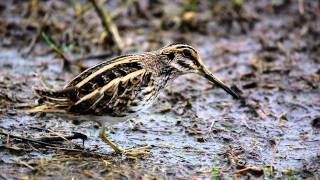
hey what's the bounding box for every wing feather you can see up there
[32,54,148,115]
[64,55,141,89]
[69,69,146,114]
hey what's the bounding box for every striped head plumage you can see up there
[158,44,239,98]
[31,44,239,117]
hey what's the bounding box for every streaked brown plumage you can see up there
[30,44,239,154]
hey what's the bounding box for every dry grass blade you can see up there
[88,0,123,52]
[15,160,36,171]
[25,14,49,55]
[234,166,263,179]
[0,131,60,147]
[47,129,83,149]
[42,32,72,71]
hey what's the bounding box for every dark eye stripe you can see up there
[190,56,200,67]
[177,60,192,69]
[177,47,201,67]
[181,49,200,67]
[166,52,175,60]
[167,44,201,67]
[175,45,196,52]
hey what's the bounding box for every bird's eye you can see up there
[182,49,192,57]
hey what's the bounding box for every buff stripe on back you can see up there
[66,56,142,90]
[64,55,139,88]
[71,69,146,112]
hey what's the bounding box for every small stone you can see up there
[311,117,320,128]
[195,136,205,142]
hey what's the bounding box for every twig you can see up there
[0,130,110,158]
[234,166,263,174]
[88,0,123,52]
[235,166,263,173]
[0,144,24,153]
[37,132,87,147]
[15,160,36,171]
[226,148,237,165]
[269,139,280,175]
[46,129,84,149]
[0,131,59,147]
[27,141,42,153]
[41,32,72,71]
[25,14,49,55]
[33,72,52,90]
[45,146,110,158]
[37,133,87,142]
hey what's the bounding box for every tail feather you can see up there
[25,87,79,113]
[34,86,79,101]
[25,104,68,113]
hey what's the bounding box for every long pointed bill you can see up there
[200,66,240,99]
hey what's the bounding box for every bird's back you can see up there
[33,53,160,116]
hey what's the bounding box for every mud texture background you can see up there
[0,0,319,179]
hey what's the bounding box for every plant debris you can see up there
[0,0,319,179]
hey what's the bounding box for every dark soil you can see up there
[0,0,319,179]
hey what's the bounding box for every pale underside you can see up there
[56,113,134,127]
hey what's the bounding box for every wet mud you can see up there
[0,0,319,179]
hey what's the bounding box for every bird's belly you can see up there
[112,87,158,116]
[92,80,159,117]
[57,113,131,127]
[127,86,158,112]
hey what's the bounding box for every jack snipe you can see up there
[29,44,239,155]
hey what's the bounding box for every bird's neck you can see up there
[142,52,180,89]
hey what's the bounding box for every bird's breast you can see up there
[111,73,162,116]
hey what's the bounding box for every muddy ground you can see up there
[0,0,319,179]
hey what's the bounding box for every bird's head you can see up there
[159,44,239,99]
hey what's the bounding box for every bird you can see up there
[29,44,239,155]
